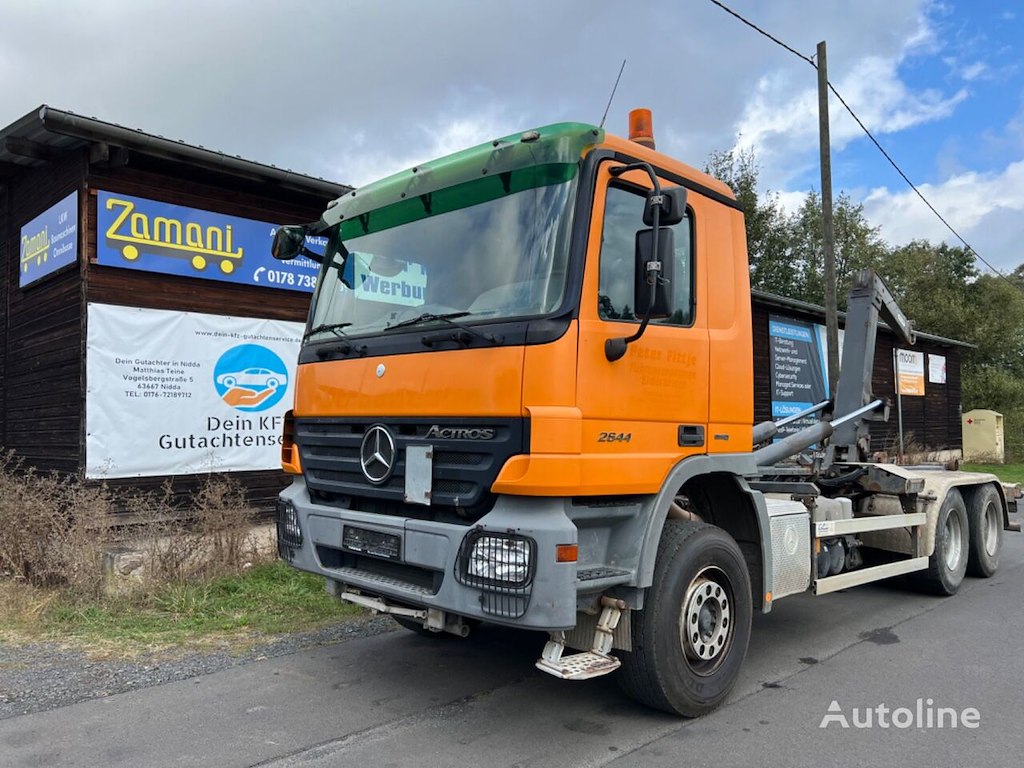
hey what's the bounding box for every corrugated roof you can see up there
[0,105,351,199]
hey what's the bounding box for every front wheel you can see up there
[618,521,752,717]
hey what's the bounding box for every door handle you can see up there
[678,425,705,447]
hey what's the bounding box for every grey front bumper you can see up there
[277,477,579,630]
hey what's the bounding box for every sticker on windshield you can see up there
[351,252,426,307]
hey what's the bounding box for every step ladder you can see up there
[536,599,623,680]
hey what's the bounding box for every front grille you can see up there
[316,545,442,594]
[296,417,527,518]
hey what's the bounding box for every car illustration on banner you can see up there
[216,367,288,390]
[212,345,290,412]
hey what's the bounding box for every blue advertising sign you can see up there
[20,191,79,288]
[768,315,830,439]
[96,191,324,292]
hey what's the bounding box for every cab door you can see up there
[575,162,710,487]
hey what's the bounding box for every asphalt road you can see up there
[3,529,1023,768]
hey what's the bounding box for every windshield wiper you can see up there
[384,311,472,331]
[303,322,352,343]
[384,312,502,345]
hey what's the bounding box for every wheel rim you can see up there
[944,509,964,571]
[983,501,1000,557]
[679,566,734,676]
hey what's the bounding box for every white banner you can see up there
[86,304,303,478]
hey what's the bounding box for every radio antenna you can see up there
[599,59,627,130]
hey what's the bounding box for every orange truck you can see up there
[271,112,1019,716]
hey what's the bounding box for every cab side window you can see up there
[598,184,693,326]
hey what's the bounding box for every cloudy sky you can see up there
[2,0,1022,271]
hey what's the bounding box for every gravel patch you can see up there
[0,615,397,720]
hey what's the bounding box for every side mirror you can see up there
[643,186,687,226]
[633,227,675,318]
[271,225,308,261]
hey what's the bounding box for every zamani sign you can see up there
[86,304,302,478]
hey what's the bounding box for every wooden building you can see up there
[752,290,969,456]
[0,105,348,509]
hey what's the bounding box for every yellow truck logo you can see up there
[104,196,244,274]
[20,227,50,273]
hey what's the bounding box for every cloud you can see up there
[958,60,989,81]
[2,0,1016,272]
[325,108,521,187]
[735,35,968,189]
[862,159,1024,270]
[0,0,929,189]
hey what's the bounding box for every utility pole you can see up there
[817,40,840,396]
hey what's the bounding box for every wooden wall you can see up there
[1,152,87,472]
[1,150,332,513]
[0,181,7,443]
[752,299,964,454]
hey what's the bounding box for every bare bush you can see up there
[0,450,110,596]
[195,474,258,577]
[0,452,268,597]
[123,474,264,587]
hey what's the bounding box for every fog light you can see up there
[277,499,302,548]
[467,535,532,585]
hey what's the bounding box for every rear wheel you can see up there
[915,488,969,595]
[618,521,752,717]
[966,485,1002,578]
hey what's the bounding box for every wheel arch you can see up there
[635,454,773,612]
[914,475,1009,556]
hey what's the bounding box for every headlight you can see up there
[277,499,302,548]
[468,536,531,583]
[457,531,536,588]
[456,530,536,619]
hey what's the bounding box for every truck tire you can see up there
[915,488,969,595]
[617,520,752,717]
[966,484,1002,578]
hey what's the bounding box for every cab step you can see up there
[536,647,621,680]
[535,599,624,681]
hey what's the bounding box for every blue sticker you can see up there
[20,191,78,288]
[212,344,289,412]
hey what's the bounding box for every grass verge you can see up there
[0,560,361,654]
[963,463,1024,485]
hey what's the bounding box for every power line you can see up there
[707,0,1019,289]
[707,0,814,66]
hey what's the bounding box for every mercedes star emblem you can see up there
[360,424,396,484]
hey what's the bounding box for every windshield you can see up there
[306,162,578,341]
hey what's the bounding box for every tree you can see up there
[704,147,796,296]
[880,240,976,344]
[787,192,889,307]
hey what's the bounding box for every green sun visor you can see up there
[322,122,604,230]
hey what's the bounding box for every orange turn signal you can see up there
[556,544,579,563]
[628,108,655,149]
[281,410,302,474]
